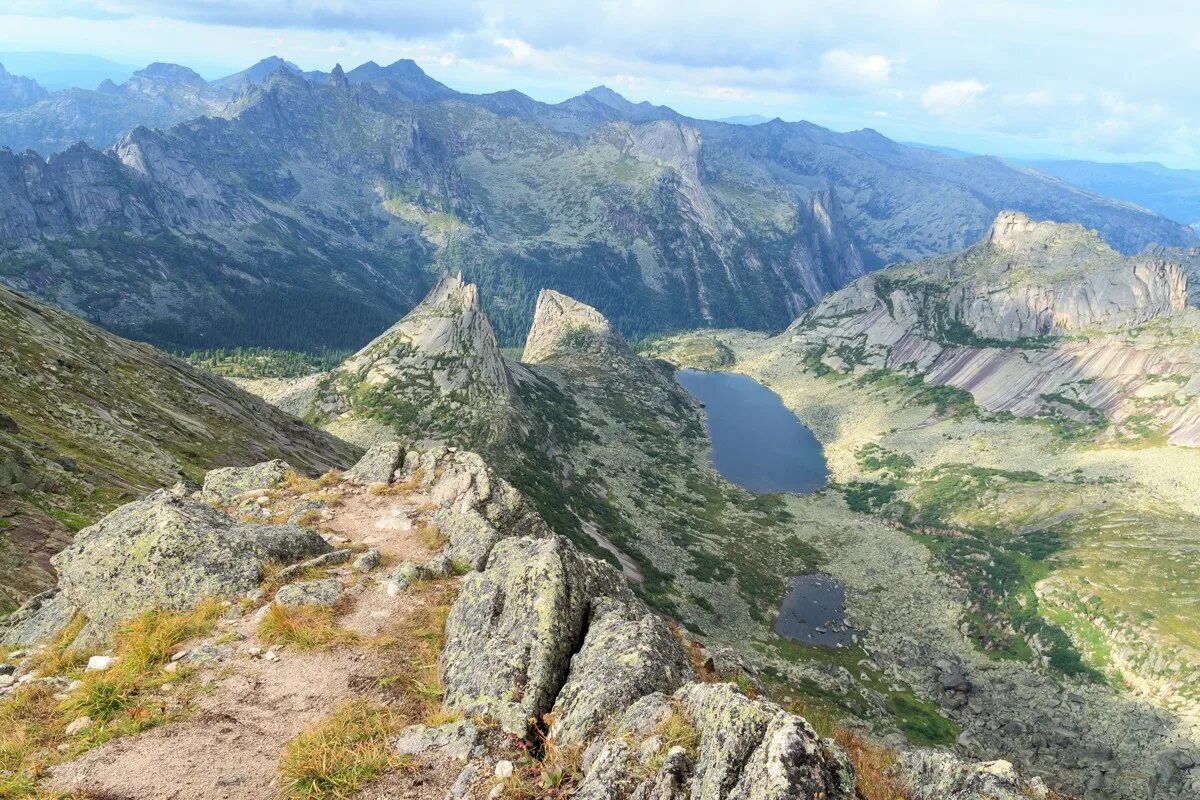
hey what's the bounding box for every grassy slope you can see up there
[0,286,362,612]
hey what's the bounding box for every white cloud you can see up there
[819,49,893,90]
[921,79,986,116]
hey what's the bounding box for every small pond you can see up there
[675,368,827,494]
[774,574,856,647]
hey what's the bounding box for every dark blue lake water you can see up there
[675,368,828,494]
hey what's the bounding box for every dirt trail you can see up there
[48,481,454,800]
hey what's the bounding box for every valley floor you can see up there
[643,330,1200,800]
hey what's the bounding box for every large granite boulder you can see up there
[346,442,407,484]
[2,491,330,644]
[200,459,291,504]
[439,535,633,734]
[550,596,694,745]
[575,684,855,800]
[898,750,1049,800]
[423,448,551,570]
[0,589,76,646]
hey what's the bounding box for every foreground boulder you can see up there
[549,596,694,745]
[2,491,330,645]
[346,442,407,484]
[440,535,638,734]
[575,685,855,800]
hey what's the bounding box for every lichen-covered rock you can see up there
[200,459,290,504]
[728,714,856,800]
[346,442,406,484]
[675,683,782,799]
[550,596,694,745]
[392,719,479,762]
[428,449,551,570]
[274,578,342,607]
[522,289,632,364]
[439,535,632,734]
[574,738,638,800]
[41,491,329,641]
[898,750,1049,800]
[630,746,692,800]
[1,589,77,646]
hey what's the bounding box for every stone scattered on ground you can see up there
[274,578,343,607]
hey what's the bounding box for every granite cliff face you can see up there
[0,63,48,112]
[788,212,1200,445]
[522,288,631,363]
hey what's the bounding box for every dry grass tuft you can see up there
[278,470,344,495]
[30,614,89,677]
[277,699,411,800]
[414,522,447,552]
[1,601,225,796]
[374,579,457,723]
[258,604,357,651]
[367,467,424,497]
[835,728,910,800]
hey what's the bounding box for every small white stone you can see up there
[494,760,514,779]
[162,662,179,674]
[384,580,402,597]
[0,675,15,688]
[170,649,189,662]
[488,787,503,799]
[64,716,92,736]
[86,655,116,672]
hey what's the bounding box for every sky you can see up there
[1,0,1199,168]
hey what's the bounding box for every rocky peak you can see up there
[291,273,520,447]
[344,58,455,101]
[351,273,512,395]
[127,62,208,90]
[522,289,630,364]
[582,84,631,110]
[328,63,348,89]
[985,210,1099,254]
[214,56,302,92]
[0,62,48,112]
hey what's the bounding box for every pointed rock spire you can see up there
[522,289,629,364]
[283,273,518,447]
[329,63,349,88]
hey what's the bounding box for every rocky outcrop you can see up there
[575,686,855,800]
[549,596,693,745]
[788,212,1200,445]
[421,447,552,570]
[346,441,408,484]
[439,535,644,734]
[1,491,330,645]
[200,459,291,504]
[898,750,1050,800]
[522,289,632,364]
[436,489,863,800]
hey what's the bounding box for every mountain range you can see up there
[0,57,1195,355]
